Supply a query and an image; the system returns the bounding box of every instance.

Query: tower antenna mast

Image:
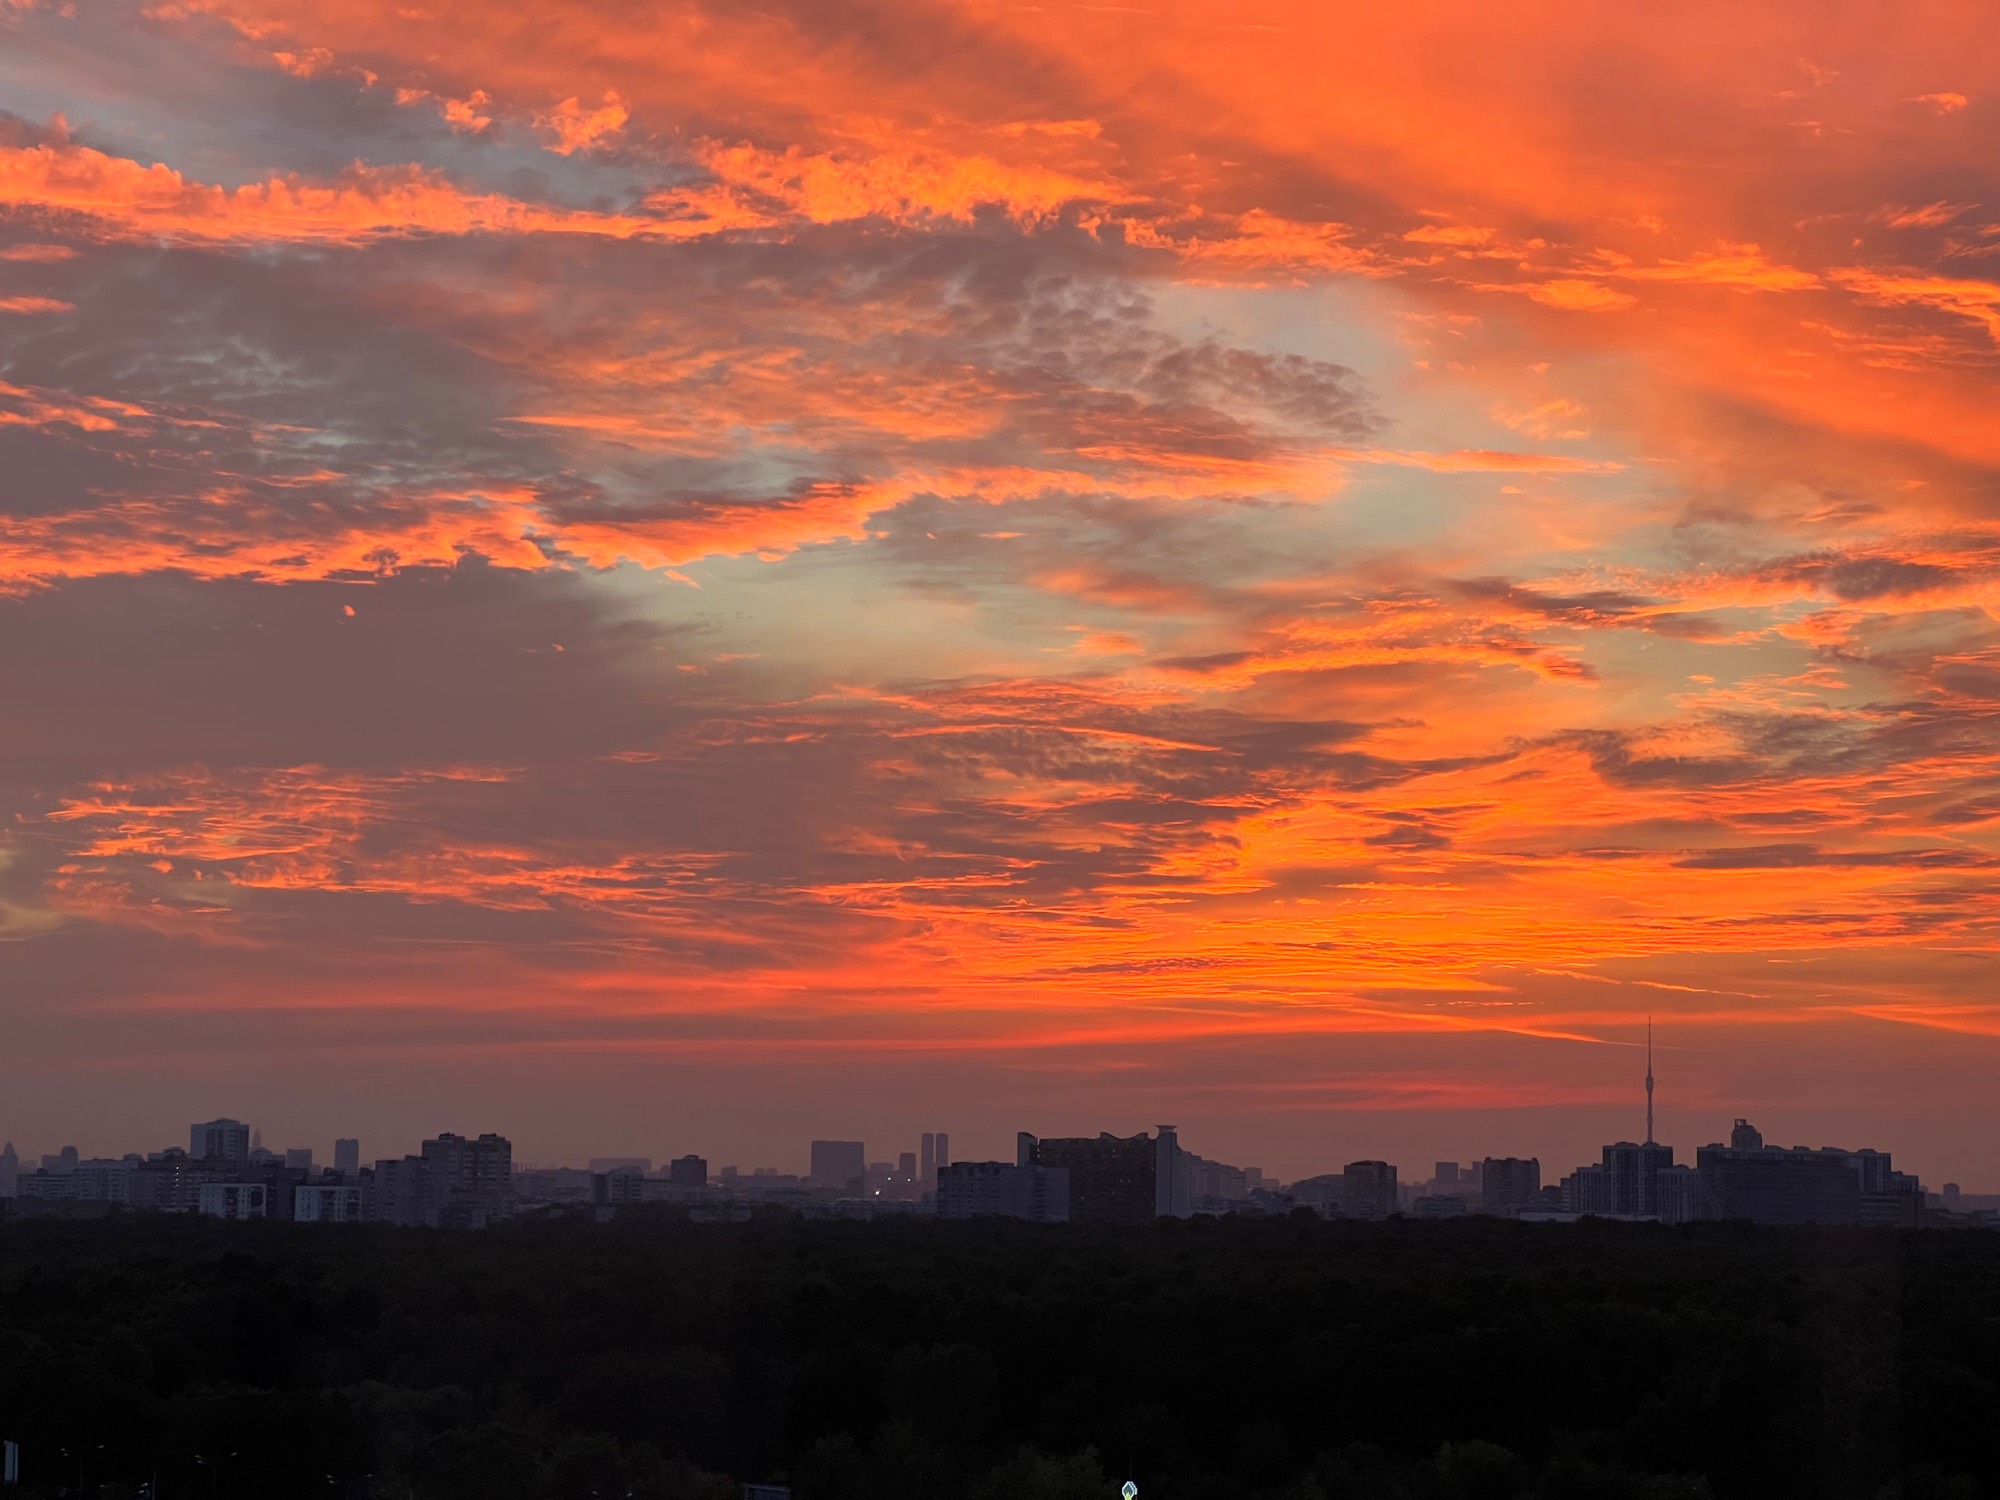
[1645,1015,1655,1146]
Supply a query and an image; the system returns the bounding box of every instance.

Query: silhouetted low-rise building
[1290,1162,1401,1218]
[198,1182,271,1220]
[129,1149,226,1212]
[1185,1152,1255,1210]
[1412,1195,1467,1219]
[296,1183,367,1223]
[15,1171,75,1202]
[593,1167,647,1207]
[589,1157,652,1175]
[515,1167,596,1204]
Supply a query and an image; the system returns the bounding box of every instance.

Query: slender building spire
[1644,1015,1655,1146]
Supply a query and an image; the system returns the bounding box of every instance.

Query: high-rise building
[1155,1126,1190,1218]
[1561,1141,1677,1218]
[334,1138,360,1176]
[1696,1141,1859,1224]
[424,1132,513,1215]
[668,1155,708,1188]
[1433,1161,1460,1191]
[0,1141,17,1198]
[1481,1157,1541,1215]
[1655,1163,1704,1224]
[1694,1123,1921,1227]
[937,1161,1070,1222]
[372,1132,515,1228]
[285,1148,314,1172]
[1019,1130,1186,1224]
[921,1133,936,1189]
[191,1119,251,1163]
[935,1132,949,1175]
[1341,1161,1399,1218]
[810,1140,866,1193]
[1609,1141,1677,1215]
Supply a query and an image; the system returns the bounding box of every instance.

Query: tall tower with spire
[1645,1016,1655,1146]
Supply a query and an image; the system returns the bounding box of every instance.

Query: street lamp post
[194,1450,235,1500]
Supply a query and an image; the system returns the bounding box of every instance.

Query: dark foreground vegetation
[1,1211,1996,1500]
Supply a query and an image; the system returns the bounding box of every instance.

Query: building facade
[936,1161,1071,1222]
[1693,1124,1922,1226]
[809,1140,866,1193]
[1018,1130,1184,1224]
[1481,1157,1542,1215]
[129,1150,225,1212]
[198,1182,271,1220]
[296,1183,368,1223]
[1561,1141,1687,1220]
[1341,1161,1400,1219]
[191,1119,251,1163]
[372,1132,515,1228]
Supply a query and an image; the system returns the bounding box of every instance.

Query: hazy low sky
[2,0,1997,1185]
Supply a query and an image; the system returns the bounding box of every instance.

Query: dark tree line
[0,1209,1994,1499]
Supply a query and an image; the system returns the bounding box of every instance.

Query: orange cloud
[0,138,769,245]
[687,138,1117,228]
[1125,209,1382,277]
[0,488,550,591]
[1508,279,1638,312]
[1828,268,2000,341]
[536,91,629,154]
[1616,243,1821,292]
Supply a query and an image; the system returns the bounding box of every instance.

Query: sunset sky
[3,0,1998,1183]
